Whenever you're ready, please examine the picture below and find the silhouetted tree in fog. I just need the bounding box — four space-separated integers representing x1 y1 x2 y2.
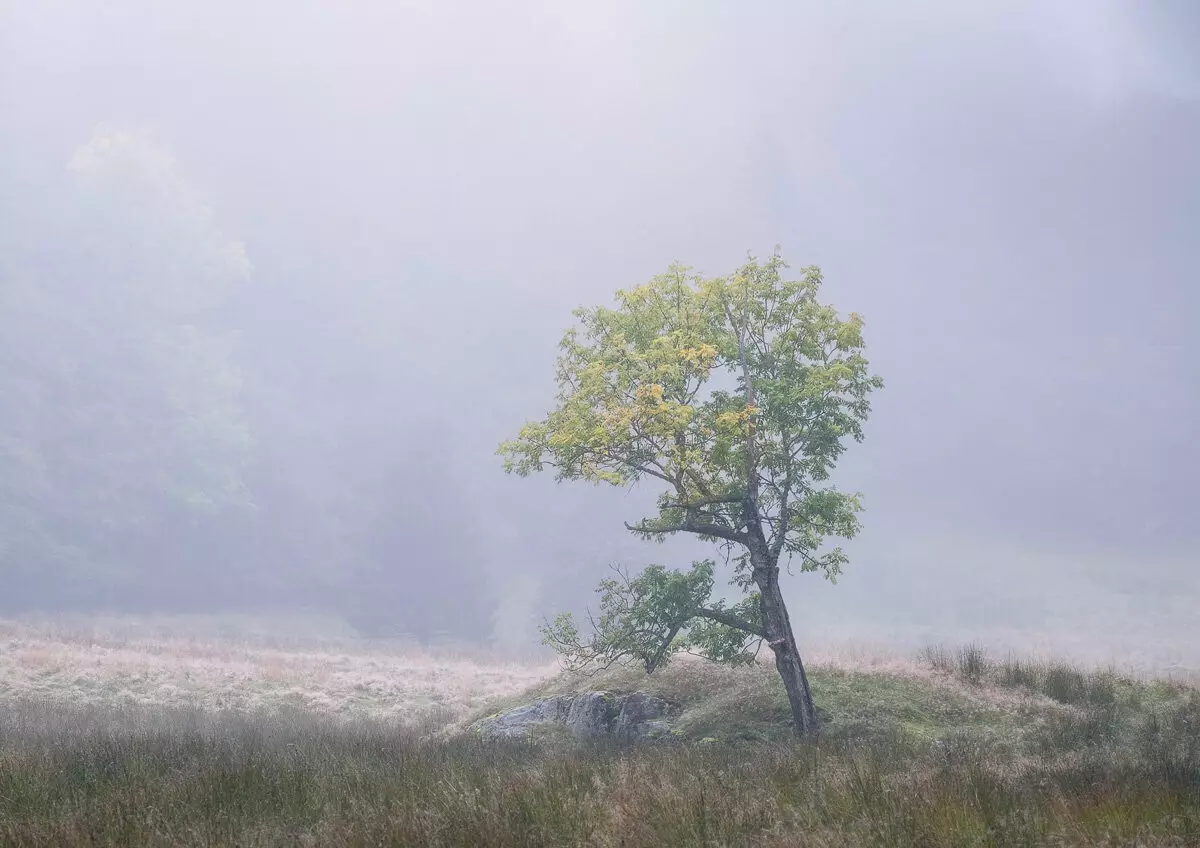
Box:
0 128 253 610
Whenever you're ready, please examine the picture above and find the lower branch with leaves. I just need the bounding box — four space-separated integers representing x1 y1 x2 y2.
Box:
540 560 765 675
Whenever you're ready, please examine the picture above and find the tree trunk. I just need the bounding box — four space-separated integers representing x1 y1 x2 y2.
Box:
752 549 820 737
728 295 819 737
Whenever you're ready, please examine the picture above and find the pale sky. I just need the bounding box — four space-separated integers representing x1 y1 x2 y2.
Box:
2 1 1196 658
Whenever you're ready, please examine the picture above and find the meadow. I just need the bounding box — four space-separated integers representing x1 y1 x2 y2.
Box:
0 616 1197 846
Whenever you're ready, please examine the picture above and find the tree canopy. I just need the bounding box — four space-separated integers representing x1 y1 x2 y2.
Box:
501 252 883 734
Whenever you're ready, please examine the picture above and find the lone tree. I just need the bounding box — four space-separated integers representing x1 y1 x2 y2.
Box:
499 252 883 736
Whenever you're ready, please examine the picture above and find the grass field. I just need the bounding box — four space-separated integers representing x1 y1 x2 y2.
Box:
0 616 1197 846
0 614 553 731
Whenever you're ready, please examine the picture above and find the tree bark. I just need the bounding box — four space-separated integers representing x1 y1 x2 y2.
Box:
751 546 820 737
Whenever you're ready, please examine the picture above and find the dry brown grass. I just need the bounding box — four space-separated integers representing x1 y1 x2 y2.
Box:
0 615 555 732
0 615 1196 845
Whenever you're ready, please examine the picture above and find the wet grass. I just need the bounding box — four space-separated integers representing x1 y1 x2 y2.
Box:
1 648 1196 846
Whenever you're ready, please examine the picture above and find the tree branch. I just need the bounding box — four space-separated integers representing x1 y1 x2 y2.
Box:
644 623 683 673
662 494 745 510
694 607 766 638
723 291 765 548
624 519 747 544
771 429 793 560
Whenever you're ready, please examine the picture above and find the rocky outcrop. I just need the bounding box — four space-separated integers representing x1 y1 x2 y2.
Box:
471 691 675 742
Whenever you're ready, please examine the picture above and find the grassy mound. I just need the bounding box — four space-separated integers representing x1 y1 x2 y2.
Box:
473 646 1198 753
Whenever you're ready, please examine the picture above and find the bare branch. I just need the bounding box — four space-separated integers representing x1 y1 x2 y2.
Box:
565 652 633 679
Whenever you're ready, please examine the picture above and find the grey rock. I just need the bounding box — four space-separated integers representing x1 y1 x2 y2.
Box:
471 691 676 742
472 696 572 740
613 691 670 739
639 719 674 739
565 692 616 738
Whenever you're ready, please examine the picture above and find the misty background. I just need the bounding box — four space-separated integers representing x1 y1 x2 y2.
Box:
1 1 1196 665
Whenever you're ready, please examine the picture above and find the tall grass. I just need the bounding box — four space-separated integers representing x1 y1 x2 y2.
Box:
919 643 990 684
1 631 1197 846
1 691 1197 847
920 642 1129 707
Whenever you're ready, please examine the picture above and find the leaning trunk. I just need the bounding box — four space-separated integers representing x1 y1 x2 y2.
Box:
729 298 819 736
752 549 819 737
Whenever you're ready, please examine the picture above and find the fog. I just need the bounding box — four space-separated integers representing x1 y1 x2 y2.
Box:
1 1 1196 667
